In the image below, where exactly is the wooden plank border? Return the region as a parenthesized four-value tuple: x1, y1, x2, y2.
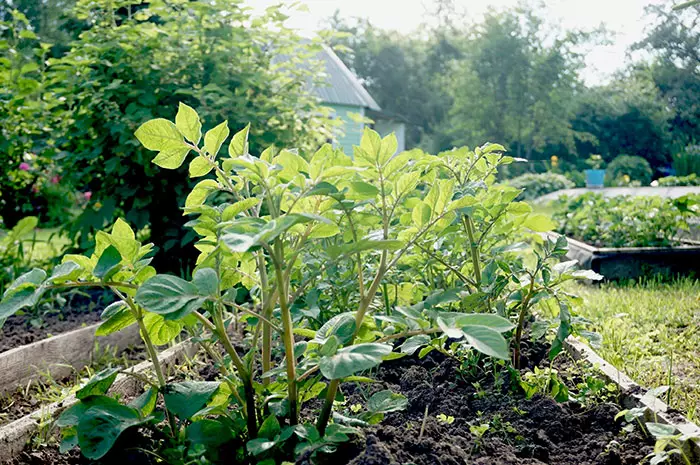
(0, 322, 142, 394)
(0, 340, 197, 462)
(565, 336, 700, 461)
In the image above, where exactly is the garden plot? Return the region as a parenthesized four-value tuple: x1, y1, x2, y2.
(1, 107, 698, 465)
(547, 193, 700, 280)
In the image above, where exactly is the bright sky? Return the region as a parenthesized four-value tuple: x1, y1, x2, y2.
(247, 0, 668, 86)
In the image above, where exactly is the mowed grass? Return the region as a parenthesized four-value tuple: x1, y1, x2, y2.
(568, 278, 700, 420)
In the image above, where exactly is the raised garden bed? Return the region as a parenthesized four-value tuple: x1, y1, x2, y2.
(546, 232, 700, 280)
(1, 337, 698, 465)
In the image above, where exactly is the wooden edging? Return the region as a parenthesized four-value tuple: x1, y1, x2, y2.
(0, 340, 197, 463)
(0, 321, 142, 394)
(543, 232, 700, 280)
(564, 336, 700, 461)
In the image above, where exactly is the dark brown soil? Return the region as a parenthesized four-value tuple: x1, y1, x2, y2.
(0, 290, 113, 353)
(0, 346, 147, 427)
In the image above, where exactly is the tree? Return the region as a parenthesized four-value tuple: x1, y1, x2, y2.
(633, 3, 700, 147)
(444, 7, 589, 161)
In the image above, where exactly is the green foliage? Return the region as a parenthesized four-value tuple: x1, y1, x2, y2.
(508, 172, 574, 200)
(0, 103, 598, 462)
(656, 174, 700, 186)
(605, 155, 653, 186)
(519, 367, 569, 402)
(553, 193, 699, 247)
(672, 145, 700, 176)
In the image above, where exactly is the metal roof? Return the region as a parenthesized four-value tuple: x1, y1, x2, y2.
(312, 45, 381, 112)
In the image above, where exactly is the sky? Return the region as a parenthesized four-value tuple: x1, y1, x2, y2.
(246, 0, 668, 86)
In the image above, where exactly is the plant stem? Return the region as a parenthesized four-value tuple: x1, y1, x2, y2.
(317, 378, 339, 436)
(463, 215, 481, 286)
(272, 240, 298, 425)
(513, 277, 535, 369)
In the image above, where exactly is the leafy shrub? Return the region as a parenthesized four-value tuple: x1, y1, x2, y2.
(508, 172, 575, 200)
(564, 170, 586, 188)
(604, 155, 653, 186)
(553, 193, 699, 247)
(656, 174, 700, 186)
(673, 144, 700, 176)
(2, 1, 336, 271)
(0, 103, 599, 462)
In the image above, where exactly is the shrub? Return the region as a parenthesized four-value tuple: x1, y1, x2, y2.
(604, 155, 653, 186)
(564, 170, 586, 188)
(673, 144, 700, 176)
(508, 172, 575, 200)
(656, 174, 700, 187)
(552, 193, 698, 247)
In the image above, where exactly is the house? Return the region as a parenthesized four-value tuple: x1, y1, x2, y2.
(312, 46, 406, 156)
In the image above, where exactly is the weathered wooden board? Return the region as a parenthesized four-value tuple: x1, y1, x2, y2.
(544, 232, 700, 280)
(565, 337, 700, 461)
(0, 322, 142, 394)
(0, 340, 197, 462)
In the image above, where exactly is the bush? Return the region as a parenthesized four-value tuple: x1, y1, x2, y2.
(508, 172, 575, 200)
(656, 174, 700, 187)
(2, 1, 336, 272)
(604, 155, 653, 186)
(673, 144, 700, 176)
(564, 170, 586, 188)
(552, 193, 698, 247)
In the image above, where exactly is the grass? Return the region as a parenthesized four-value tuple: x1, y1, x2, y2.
(568, 278, 700, 420)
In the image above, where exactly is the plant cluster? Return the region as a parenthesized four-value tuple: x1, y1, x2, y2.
(673, 145, 700, 177)
(0, 103, 600, 463)
(656, 174, 700, 187)
(604, 155, 653, 187)
(552, 193, 699, 248)
(507, 172, 574, 200)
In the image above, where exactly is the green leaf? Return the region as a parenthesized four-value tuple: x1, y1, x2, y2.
(48, 261, 80, 282)
(77, 403, 150, 460)
(0, 287, 43, 320)
(204, 121, 230, 158)
(192, 267, 218, 297)
(367, 390, 408, 413)
(221, 198, 260, 221)
(399, 335, 430, 355)
(76, 368, 119, 399)
(128, 387, 158, 416)
(228, 124, 250, 158)
(93, 245, 122, 280)
(135, 275, 207, 320)
(572, 269, 604, 281)
(319, 343, 392, 380)
(185, 179, 219, 209)
(246, 438, 276, 456)
(189, 156, 213, 177)
(96, 306, 136, 337)
(461, 325, 510, 360)
(5, 268, 46, 295)
(412, 202, 432, 227)
(152, 145, 191, 169)
(175, 102, 202, 145)
(258, 414, 281, 439)
(163, 381, 219, 419)
(142, 312, 183, 345)
(186, 419, 234, 450)
(56, 395, 120, 428)
(349, 181, 379, 199)
(523, 214, 556, 232)
(645, 422, 676, 438)
(440, 313, 515, 333)
(313, 312, 356, 345)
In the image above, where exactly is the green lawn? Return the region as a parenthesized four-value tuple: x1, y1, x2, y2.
(569, 278, 700, 420)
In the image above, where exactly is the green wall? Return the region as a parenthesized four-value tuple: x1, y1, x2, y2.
(328, 104, 365, 156)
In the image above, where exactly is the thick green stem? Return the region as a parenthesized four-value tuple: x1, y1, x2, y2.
(272, 241, 298, 425)
(464, 216, 481, 286)
(317, 378, 340, 435)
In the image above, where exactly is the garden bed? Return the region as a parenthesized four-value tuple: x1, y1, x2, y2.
(547, 232, 700, 280)
(2, 337, 699, 465)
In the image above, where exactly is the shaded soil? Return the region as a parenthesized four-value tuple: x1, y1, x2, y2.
(0, 290, 113, 353)
(0, 346, 146, 427)
(315, 352, 653, 465)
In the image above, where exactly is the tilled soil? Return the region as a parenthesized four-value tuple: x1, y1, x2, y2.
(0, 290, 112, 353)
(314, 350, 653, 465)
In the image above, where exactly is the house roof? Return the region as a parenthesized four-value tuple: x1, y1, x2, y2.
(312, 46, 381, 112)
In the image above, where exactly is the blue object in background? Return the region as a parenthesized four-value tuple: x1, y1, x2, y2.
(585, 169, 606, 188)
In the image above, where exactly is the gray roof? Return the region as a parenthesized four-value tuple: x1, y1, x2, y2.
(312, 46, 381, 112)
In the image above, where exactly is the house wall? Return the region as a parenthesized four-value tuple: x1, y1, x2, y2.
(374, 120, 406, 153)
(328, 104, 365, 156)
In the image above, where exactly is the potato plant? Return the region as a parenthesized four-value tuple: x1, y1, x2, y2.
(0, 103, 598, 463)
